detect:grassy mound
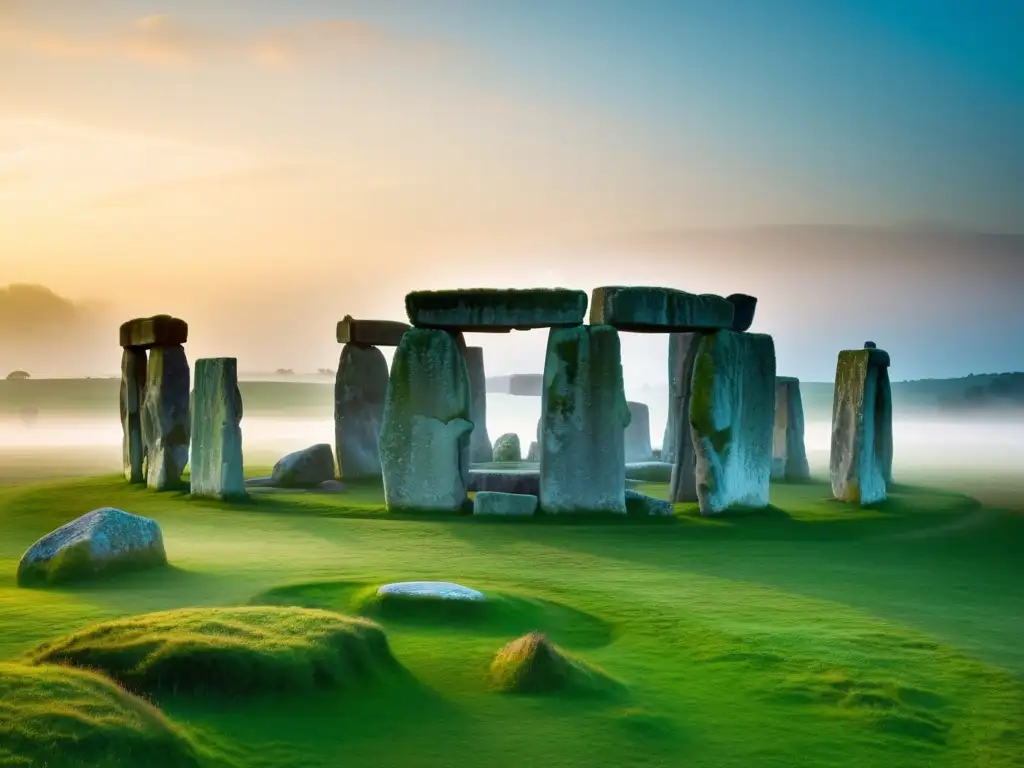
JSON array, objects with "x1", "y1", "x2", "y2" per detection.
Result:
[
  {"x1": 26, "y1": 606, "x2": 399, "y2": 697},
  {"x1": 489, "y1": 632, "x2": 618, "y2": 695},
  {"x1": 0, "y1": 661, "x2": 202, "y2": 768}
]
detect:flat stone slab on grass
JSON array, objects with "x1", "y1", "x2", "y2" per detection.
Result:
[
  {"x1": 473, "y1": 491, "x2": 538, "y2": 516},
  {"x1": 625, "y1": 461, "x2": 674, "y2": 482},
  {"x1": 336, "y1": 315, "x2": 411, "y2": 347},
  {"x1": 270, "y1": 444, "x2": 336, "y2": 488},
  {"x1": 589, "y1": 286, "x2": 735, "y2": 332},
  {"x1": 376, "y1": 581, "x2": 486, "y2": 601},
  {"x1": 119, "y1": 315, "x2": 188, "y2": 349},
  {"x1": 245, "y1": 477, "x2": 346, "y2": 494},
  {"x1": 468, "y1": 468, "x2": 540, "y2": 496},
  {"x1": 405, "y1": 288, "x2": 588, "y2": 331}
]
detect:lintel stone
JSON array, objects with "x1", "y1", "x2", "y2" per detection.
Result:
[
  {"x1": 336, "y1": 315, "x2": 411, "y2": 347},
  {"x1": 589, "y1": 286, "x2": 735, "y2": 332},
  {"x1": 120, "y1": 315, "x2": 188, "y2": 349},
  {"x1": 405, "y1": 288, "x2": 588, "y2": 331}
]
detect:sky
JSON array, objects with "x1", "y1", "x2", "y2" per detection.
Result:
[{"x1": 1, "y1": 0, "x2": 1022, "y2": 384}]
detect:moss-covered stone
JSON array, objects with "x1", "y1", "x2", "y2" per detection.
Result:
[
  {"x1": 830, "y1": 349, "x2": 890, "y2": 505},
  {"x1": 772, "y1": 377, "x2": 810, "y2": 481},
  {"x1": 189, "y1": 357, "x2": 245, "y2": 499},
  {"x1": 473, "y1": 491, "x2": 538, "y2": 516},
  {"x1": 141, "y1": 344, "x2": 190, "y2": 491},
  {"x1": 405, "y1": 288, "x2": 588, "y2": 331},
  {"x1": 120, "y1": 347, "x2": 148, "y2": 483},
  {"x1": 589, "y1": 286, "x2": 735, "y2": 332},
  {"x1": 335, "y1": 343, "x2": 389, "y2": 479},
  {"x1": 463, "y1": 346, "x2": 494, "y2": 463},
  {"x1": 489, "y1": 632, "x2": 615, "y2": 695}
]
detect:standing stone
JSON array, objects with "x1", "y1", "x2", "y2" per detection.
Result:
[
  {"x1": 380, "y1": 329, "x2": 473, "y2": 512},
  {"x1": 119, "y1": 349, "x2": 148, "y2": 483},
  {"x1": 624, "y1": 401, "x2": 653, "y2": 463},
  {"x1": 830, "y1": 349, "x2": 892, "y2": 505},
  {"x1": 464, "y1": 346, "x2": 493, "y2": 463},
  {"x1": 667, "y1": 333, "x2": 702, "y2": 503},
  {"x1": 689, "y1": 330, "x2": 776, "y2": 515},
  {"x1": 493, "y1": 433, "x2": 522, "y2": 462},
  {"x1": 539, "y1": 325, "x2": 630, "y2": 514},
  {"x1": 334, "y1": 343, "x2": 389, "y2": 478},
  {"x1": 141, "y1": 345, "x2": 190, "y2": 491},
  {"x1": 189, "y1": 358, "x2": 244, "y2": 499},
  {"x1": 772, "y1": 377, "x2": 810, "y2": 481}
]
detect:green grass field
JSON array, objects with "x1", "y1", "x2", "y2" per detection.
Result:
[{"x1": 1, "y1": 457, "x2": 1022, "y2": 767}]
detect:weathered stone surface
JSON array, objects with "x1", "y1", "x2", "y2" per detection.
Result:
[
  {"x1": 864, "y1": 341, "x2": 877, "y2": 349},
  {"x1": 667, "y1": 333, "x2": 702, "y2": 502},
  {"x1": 772, "y1": 376, "x2": 810, "y2": 481},
  {"x1": 119, "y1": 348, "x2": 147, "y2": 484},
  {"x1": 473, "y1": 491, "x2": 538, "y2": 516},
  {"x1": 492, "y1": 432, "x2": 522, "y2": 462},
  {"x1": 189, "y1": 358, "x2": 245, "y2": 499},
  {"x1": 334, "y1": 343, "x2": 389, "y2": 479},
  {"x1": 508, "y1": 374, "x2": 543, "y2": 396},
  {"x1": 589, "y1": 286, "x2": 735, "y2": 332},
  {"x1": 626, "y1": 461, "x2": 674, "y2": 482},
  {"x1": 830, "y1": 350, "x2": 891, "y2": 505},
  {"x1": 463, "y1": 346, "x2": 493, "y2": 463},
  {"x1": 141, "y1": 345, "x2": 190, "y2": 491},
  {"x1": 878, "y1": 366, "x2": 894, "y2": 485},
  {"x1": 624, "y1": 489, "x2": 674, "y2": 516},
  {"x1": 689, "y1": 330, "x2": 776, "y2": 514},
  {"x1": 119, "y1": 315, "x2": 188, "y2": 349},
  {"x1": 405, "y1": 288, "x2": 588, "y2": 332},
  {"x1": 624, "y1": 401, "x2": 653, "y2": 462},
  {"x1": 271, "y1": 444, "x2": 336, "y2": 488},
  {"x1": 726, "y1": 294, "x2": 758, "y2": 332},
  {"x1": 467, "y1": 469, "x2": 539, "y2": 495},
  {"x1": 539, "y1": 325, "x2": 630, "y2": 514},
  {"x1": 17, "y1": 508, "x2": 166, "y2": 585},
  {"x1": 377, "y1": 581, "x2": 485, "y2": 601},
  {"x1": 868, "y1": 348, "x2": 891, "y2": 368},
  {"x1": 380, "y1": 328, "x2": 473, "y2": 512},
  {"x1": 526, "y1": 441, "x2": 539, "y2": 462},
  {"x1": 336, "y1": 315, "x2": 410, "y2": 347}
]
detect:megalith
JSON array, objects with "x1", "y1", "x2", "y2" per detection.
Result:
[
  {"x1": 624, "y1": 401, "x2": 653, "y2": 463},
  {"x1": 666, "y1": 333, "x2": 702, "y2": 503},
  {"x1": 772, "y1": 377, "x2": 810, "y2": 481},
  {"x1": 119, "y1": 348, "x2": 147, "y2": 483},
  {"x1": 589, "y1": 286, "x2": 735, "y2": 332},
  {"x1": 189, "y1": 358, "x2": 245, "y2": 500},
  {"x1": 830, "y1": 347, "x2": 892, "y2": 505},
  {"x1": 539, "y1": 325, "x2": 630, "y2": 514},
  {"x1": 463, "y1": 346, "x2": 493, "y2": 463},
  {"x1": 726, "y1": 294, "x2": 758, "y2": 332},
  {"x1": 689, "y1": 330, "x2": 776, "y2": 515},
  {"x1": 141, "y1": 345, "x2": 191, "y2": 491},
  {"x1": 334, "y1": 343, "x2": 389, "y2": 478},
  {"x1": 379, "y1": 328, "x2": 473, "y2": 512}
]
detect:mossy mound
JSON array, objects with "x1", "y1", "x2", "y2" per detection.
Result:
[
  {"x1": 0, "y1": 661, "x2": 202, "y2": 768},
  {"x1": 489, "y1": 632, "x2": 618, "y2": 695},
  {"x1": 25, "y1": 606, "x2": 399, "y2": 697}
]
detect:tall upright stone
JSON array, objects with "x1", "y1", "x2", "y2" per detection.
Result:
[
  {"x1": 464, "y1": 346, "x2": 493, "y2": 463},
  {"x1": 119, "y1": 349, "x2": 148, "y2": 483},
  {"x1": 831, "y1": 347, "x2": 892, "y2": 504},
  {"x1": 667, "y1": 333, "x2": 703, "y2": 503},
  {"x1": 624, "y1": 401, "x2": 653, "y2": 462},
  {"x1": 772, "y1": 377, "x2": 810, "y2": 481},
  {"x1": 334, "y1": 343, "x2": 389, "y2": 479},
  {"x1": 689, "y1": 330, "x2": 776, "y2": 515},
  {"x1": 142, "y1": 345, "x2": 191, "y2": 491},
  {"x1": 189, "y1": 358, "x2": 244, "y2": 499},
  {"x1": 539, "y1": 325, "x2": 630, "y2": 514},
  {"x1": 379, "y1": 329, "x2": 473, "y2": 512}
]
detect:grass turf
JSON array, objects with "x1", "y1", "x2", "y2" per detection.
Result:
[{"x1": 0, "y1": 467, "x2": 1022, "y2": 767}]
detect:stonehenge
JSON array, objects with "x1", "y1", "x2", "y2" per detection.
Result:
[
  {"x1": 485, "y1": 373, "x2": 543, "y2": 396},
  {"x1": 665, "y1": 333, "x2": 701, "y2": 502},
  {"x1": 464, "y1": 346, "x2": 493, "y2": 463},
  {"x1": 624, "y1": 401, "x2": 654, "y2": 462},
  {"x1": 773, "y1": 377, "x2": 810, "y2": 481},
  {"x1": 189, "y1": 358, "x2": 245, "y2": 500}
]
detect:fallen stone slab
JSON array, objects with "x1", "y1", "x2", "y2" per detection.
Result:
[
  {"x1": 625, "y1": 489, "x2": 674, "y2": 516},
  {"x1": 467, "y1": 469, "x2": 540, "y2": 496},
  {"x1": 830, "y1": 349, "x2": 891, "y2": 504},
  {"x1": 473, "y1": 491, "x2": 538, "y2": 516},
  {"x1": 492, "y1": 432, "x2": 522, "y2": 462},
  {"x1": 376, "y1": 581, "x2": 485, "y2": 601},
  {"x1": 726, "y1": 294, "x2": 758, "y2": 332},
  {"x1": 690, "y1": 330, "x2": 777, "y2": 514},
  {"x1": 17, "y1": 507, "x2": 166, "y2": 586},
  {"x1": 772, "y1": 376, "x2": 810, "y2": 481},
  {"x1": 405, "y1": 288, "x2": 588, "y2": 331},
  {"x1": 119, "y1": 315, "x2": 188, "y2": 349},
  {"x1": 119, "y1": 348, "x2": 147, "y2": 484},
  {"x1": 189, "y1": 358, "x2": 245, "y2": 499},
  {"x1": 141, "y1": 345, "x2": 190, "y2": 491},
  {"x1": 624, "y1": 401, "x2": 653, "y2": 462},
  {"x1": 463, "y1": 346, "x2": 493, "y2": 463},
  {"x1": 336, "y1": 315, "x2": 410, "y2": 347},
  {"x1": 244, "y1": 477, "x2": 347, "y2": 494},
  {"x1": 589, "y1": 286, "x2": 735, "y2": 332},
  {"x1": 335, "y1": 343, "x2": 389, "y2": 479},
  {"x1": 270, "y1": 444, "x2": 336, "y2": 488}
]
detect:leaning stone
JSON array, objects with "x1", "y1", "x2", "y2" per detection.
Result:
[
  {"x1": 405, "y1": 288, "x2": 588, "y2": 332},
  {"x1": 589, "y1": 286, "x2": 734, "y2": 332},
  {"x1": 526, "y1": 441, "x2": 539, "y2": 462},
  {"x1": 334, "y1": 343, "x2": 389, "y2": 479},
  {"x1": 772, "y1": 377, "x2": 811, "y2": 482},
  {"x1": 726, "y1": 294, "x2": 758, "y2": 332},
  {"x1": 17, "y1": 508, "x2": 166, "y2": 586},
  {"x1": 463, "y1": 346, "x2": 493, "y2": 463},
  {"x1": 624, "y1": 489, "x2": 674, "y2": 516},
  {"x1": 492, "y1": 432, "x2": 522, "y2": 462},
  {"x1": 119, "y1": 315, "x2": 188, "y2": 349},
  {"x1": 624, "y1": 401, "x2": 653, "y2": 462},
  {"x1": 271, "y1": 444, "x2": 336, "y2": 488},
  {"x1": 539, "y1": 325, "x2": 630, "y2": 514},
  {"x1": 689, "y1": 330, "x2": 776, "y2": 514},
  {"x1": 473, "y1": 491, "x2": 538, "y2": 516},
  {"x1": 830, "y1": 349, "x2": 891, "y2": 505},
  {"x1": 336, "y1": 315, "x2": 410, "y2": 347},
  {"x1": 467, "y1": 469, "x2": 539, "y2": 496},
  {"x1": 508, "y1": 374, "x2": 543, "y2": 396},
  {"x1": 666, "y1": 333, "x2": 703, "y2": 503},
  {"x1": 377, "y1": 581, "x2": 485, "y2": 601},
  {"x1": 380, "y1": 328, "x2": 473, "y2": 512},
  {"x1": 119, "y1": 348, "x2": 147, "y2": 483},
  {"x1": 141, "y1": 345, "x2": 190, "y2": 491},
  {"x1": 189, "y1": 358, "x2": 245, "y2": 499}
]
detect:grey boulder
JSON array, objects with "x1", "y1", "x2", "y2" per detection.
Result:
[{"x1": 271, "y1": 444, "x2": 336, "y2": 488}]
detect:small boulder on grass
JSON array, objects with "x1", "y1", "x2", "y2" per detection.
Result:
[
  {"x1": 489, "y1": 632, "x2": 616, "y2": 695},
  {"x1": 270, "y1": 444, "x2": 336, "y2": 487},
  {"x1": 17, "y1": 508, "x2": 167, "y2": 587},
  {"x1": 492, "y1": 433, "x2": 522, "y2": 462}
]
